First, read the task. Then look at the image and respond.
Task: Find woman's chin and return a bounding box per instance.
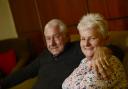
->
[85,52,93,59]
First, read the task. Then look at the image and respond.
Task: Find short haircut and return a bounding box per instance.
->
[44,19,67,34]
[77,13,109,38]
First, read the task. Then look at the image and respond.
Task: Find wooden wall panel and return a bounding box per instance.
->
[87,0,109,18]
[36,0,88,26]
[86,0,128,31]
[108,19,128,31]
[9,0,128,54]
[9,0,44,54]
[9,0,42,33]
[106,0,128,18]
[22,31,45,54]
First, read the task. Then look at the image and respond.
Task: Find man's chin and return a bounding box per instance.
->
[51,49,64,56]
[52,51,59,56]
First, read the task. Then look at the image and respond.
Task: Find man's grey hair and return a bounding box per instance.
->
[77,13,109,38]
[44,19,67,34]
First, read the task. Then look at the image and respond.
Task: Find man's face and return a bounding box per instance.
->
[44,26,66,56]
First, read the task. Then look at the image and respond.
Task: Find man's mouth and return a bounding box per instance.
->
[50,47,58,50]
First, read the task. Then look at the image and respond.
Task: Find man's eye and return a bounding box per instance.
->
[46,37,51,40]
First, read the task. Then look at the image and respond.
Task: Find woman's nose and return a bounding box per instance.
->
[84,40,90,46]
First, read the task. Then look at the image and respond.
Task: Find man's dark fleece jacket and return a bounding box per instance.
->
[1,41,84,89]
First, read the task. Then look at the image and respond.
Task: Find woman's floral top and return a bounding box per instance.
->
[62,56,128,89]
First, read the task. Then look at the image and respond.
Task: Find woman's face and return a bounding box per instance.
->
[79,27,106,59]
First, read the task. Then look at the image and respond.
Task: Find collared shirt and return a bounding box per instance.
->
[62,56,128,89]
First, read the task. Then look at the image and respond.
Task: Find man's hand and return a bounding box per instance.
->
[91,47,112,80]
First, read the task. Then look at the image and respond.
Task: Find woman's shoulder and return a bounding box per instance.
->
[81,58,88,64]
[107,44,125,61]
[110,55,123,65]
[109,55,126,73]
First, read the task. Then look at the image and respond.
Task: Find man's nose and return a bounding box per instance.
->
[51,38,56,46]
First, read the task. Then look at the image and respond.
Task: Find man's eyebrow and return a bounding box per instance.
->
[54,33,61,35]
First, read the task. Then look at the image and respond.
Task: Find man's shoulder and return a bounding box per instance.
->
[37,49,51,59]
[70,41,80,45]
[67,41,80,48]
[65,41,83,56]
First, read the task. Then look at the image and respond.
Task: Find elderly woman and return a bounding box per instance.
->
[62,13,128,89]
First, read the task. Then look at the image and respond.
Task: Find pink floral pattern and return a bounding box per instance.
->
[62,56,128,89]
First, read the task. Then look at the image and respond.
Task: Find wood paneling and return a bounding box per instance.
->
[108,19,128,31]
[9,0,44,54]
[106,0,128,18]
[87,0,109,18]
[36,0,88,26]
[9,0,128,54]
[21,31,45,54]
[9,0,42,33]
[87,0,128,31]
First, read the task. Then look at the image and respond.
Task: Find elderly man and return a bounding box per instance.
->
[1,19,116,89]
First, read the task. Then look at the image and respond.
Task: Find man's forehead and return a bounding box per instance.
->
[45,26,61,32]
[44,29,63,37]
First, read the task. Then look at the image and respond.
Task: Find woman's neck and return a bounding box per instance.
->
[86,56,92,60]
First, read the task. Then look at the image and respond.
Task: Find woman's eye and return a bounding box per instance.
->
[90,37,97,39]
[90,37,96,40]
[80,38,84,40]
